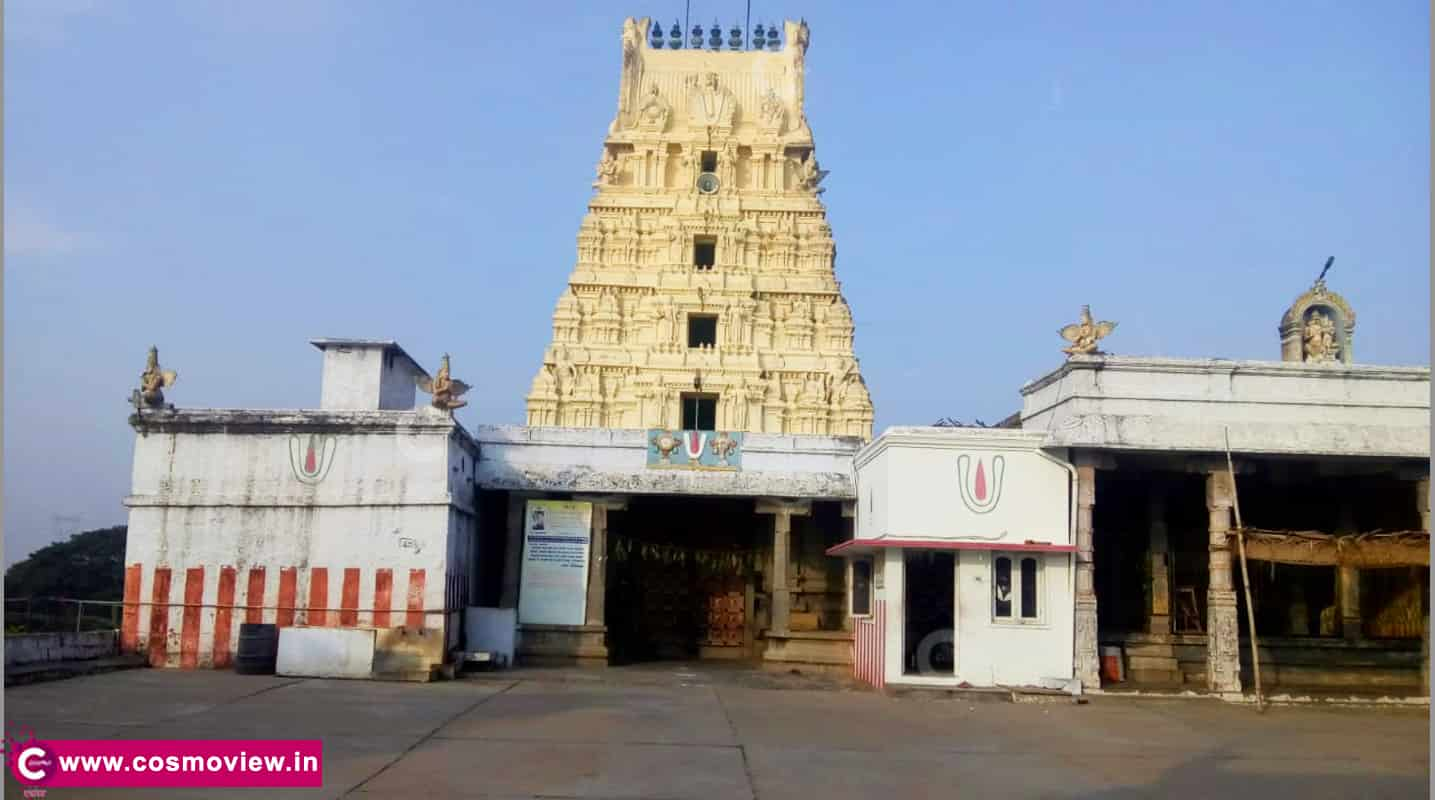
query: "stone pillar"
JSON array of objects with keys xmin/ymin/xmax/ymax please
[
  {"xmin": 1205, "ymin": 471, "xmax": 1242, "ymax": 695},
  {"xmin": 1074, "ymin": 462, "xmax": 1100, "ymax": 689},
  {"xmin": 771, "ymin": 509, "xmax": 792, "ymax": 635},
  {"xmin": 756, "ymin": 499, "xmax": 811, "ymax": 637},
  {"xmin": 1417, "ymin": 477, "xmax": 1430, "ymax": 695},
  {"xmin": 1335, "ymin": 501, "xmax": 1361, "ymax": 641},
  {"xmin": 841, "ymin": 501, "xmax": 857, "ymax": 634},
  {"xmin": 499, "ymin": 493, "xmax": 529, "ymax": 609},
  {"xmin": 585, "ymin": 504, "xmax": 608, "ymax": 627},
  {"xmin": 1148, "ymin": 488, "xmax": 1172, "ymax": 636},
  {"xmin": 1417, "ymin": 477, "xmax": 1431, "ymax": 531},
  {"xmin": 1337, "ymin": 566, "xmax": 1362, "ymax": 641},
  {"xmin": 1417, "ymin": 473, "xmax": 1429, "ymax": 531}
]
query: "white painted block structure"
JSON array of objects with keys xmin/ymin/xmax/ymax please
[
  {"xmin": 277, "ymin": 627, "xmax": 377, "ymax": 679},
  {"xmin": 121, "ymin": 341, "xmax": 480, "ymax": 672},
  {"xmin": 830, "ymin": 427, "xmax": 1077, "ymax": 689}
]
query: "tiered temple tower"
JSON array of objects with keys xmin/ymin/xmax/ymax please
[{"xmin": 525, "ymin": 17, "xmax": 874, "ymax": 439}]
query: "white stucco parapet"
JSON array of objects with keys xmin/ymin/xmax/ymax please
[
  {"xmin": 1019, "ymin": 355, "xmax": 1431, "ymax": 458},
  {"xmin": 856, "ymin": 426, "xmax": 1053, "ymax": 464},
  {"xmin": 124, "ymin": 407, "xmax": 479, "ymax": 511},
  {"xmin": 473, "ymin": 424, "xmax": 861, "ymax": 499}
]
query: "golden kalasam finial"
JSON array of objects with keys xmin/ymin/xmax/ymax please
[
  {"xmin": 132, "ymin": 345, "xmax": 178, "ymax": 409},
  {"xmin": 416, "ymin": 353, "xmax": 471, "ymax": 412},
  {"xmin": 1058, "ymin": 305, "xmax": 1118, "ymax": 357}
]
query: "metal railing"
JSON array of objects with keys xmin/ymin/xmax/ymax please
[{"xmin": 4, "ymin": 597, "xmax": 123, "ymax": 635}]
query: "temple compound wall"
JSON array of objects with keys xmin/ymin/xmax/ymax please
[{"xmin": 122, "ymin": 340, "xmax": 479, "ymax": 679}]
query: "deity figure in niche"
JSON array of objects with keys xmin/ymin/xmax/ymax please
[{"xmin": 1303, "ymin": 310, "xmax": 1340, "ymax": 363}]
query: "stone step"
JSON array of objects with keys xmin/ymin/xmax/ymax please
[
  {"xmin": 1128, "ymin": 668, "xmax": 1182, "ymax": 684},
  {"xmin": 1127, "ymin": 655, "xmax": 1179, "ymax": 671},
  {"xmin": 1123, "ymin": 642, "xmax": 1178, "ymax": 658}
]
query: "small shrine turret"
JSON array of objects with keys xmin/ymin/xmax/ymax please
[{"xmin": 1280, "ymin": 258, "xmax": 1355, "ymax": 365}]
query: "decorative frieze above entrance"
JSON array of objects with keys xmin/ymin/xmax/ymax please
[{"xmin": 647, "ymin": 429, "xmax": 744, "ymax": 470}]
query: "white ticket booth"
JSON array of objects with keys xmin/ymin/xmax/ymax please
[{"xmin": 828, "ymin": 427, "xmax": 1077, "ymax": 689}]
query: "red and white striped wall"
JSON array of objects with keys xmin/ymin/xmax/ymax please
[
  {"xmin": 122, "ymin": 563, "xmax": 469, "ymax": 669},
  {"xmin": 852, "ymin": 598, "xmax": 887, "ymax": 689}
]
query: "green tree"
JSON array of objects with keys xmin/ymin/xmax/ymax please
[{"xmin": 5, "ymin": 526, "xmax": 127, "ymax": 601}]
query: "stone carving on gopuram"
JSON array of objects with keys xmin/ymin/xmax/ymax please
[
  {"xmin": 1279, "ymin": 259, "xmax": 1355, "ymax": 365},
  {"xmin": 525, "ymin": 18, "xmax": 874, "ymax": 439}
]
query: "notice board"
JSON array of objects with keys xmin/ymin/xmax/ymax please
[{"xmin": 517, "ymin": 500, "xmax": 593, "ymax": 626}]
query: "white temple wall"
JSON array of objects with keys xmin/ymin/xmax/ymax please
[{"xmin": 122, "ymin": 410, "xmax": 478, "ymax": 670}]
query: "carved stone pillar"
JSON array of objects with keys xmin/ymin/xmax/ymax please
[
  {"xmin": 1205, "ymin": 471, "xmax": 1242, "ymax": 695},
  {"xmin": 499, "ymin": 493, "xmax": 530, "ymax": 609},
  {"xmin": 1148, "ymin": 488, "xmax": 1171, "ymax": 636},
  {"xmin": 841, "ymin": 501, "xmax": 857, "ymax": 633},
  {"xmin": 585, "ymin": 504, "xmax": 609, "ymax": 628},
  {"xmin": 758, "ymin": 499, "xmax": 810, "ymax": 636},
  {"xmin": 772, "ymin": 511, "xmax": 792, "ymax": 635},
  {"xmin": 1417, "ymin": 476, "xmax": 1431, "ymax": 531},
  {"xmin": 1336, "ymin": 501, "xmax": 1361, "ymax": 641},
  {"xmin": 1074, "ymin": 461, "xmax": 1100, "ymax": 689},
  {"xmin": 1423, "ymin": 615, "xmax": 1431, "ymax": 698},
  {"xmin": 1417, "ymin": 477, "xmax": 1430, "ymax": 695}
]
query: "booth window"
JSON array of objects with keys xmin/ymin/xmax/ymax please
[
  {"xmin": 851, "ymin": 558, "xmax": 873, "ymax": 617},
  {"xmin": 993, "ymin": 553, "xmax": 1042, "ymax": 623}
]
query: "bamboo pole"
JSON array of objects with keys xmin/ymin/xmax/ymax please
[{"xmin": 1225, "ymin": 428, "xmax": 1264, "ymax": 711}]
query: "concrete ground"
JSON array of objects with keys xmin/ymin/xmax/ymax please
[{"xmin": 4, "ymin": 663, "xmax": 1429, "ymax": 799}]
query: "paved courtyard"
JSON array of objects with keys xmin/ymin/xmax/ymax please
[{"xmin": 4, "ymin": 665, "xmax": 1429, "ymax": 799}]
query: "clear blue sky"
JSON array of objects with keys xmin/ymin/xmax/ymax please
[{"xmin": 5, "ymin": 1, "xmax": 1429, "ymax": 566}]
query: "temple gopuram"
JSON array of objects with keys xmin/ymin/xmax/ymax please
[{"xmin": 524, "ymin": 18, "xmax": 874, "ymax": 440}]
